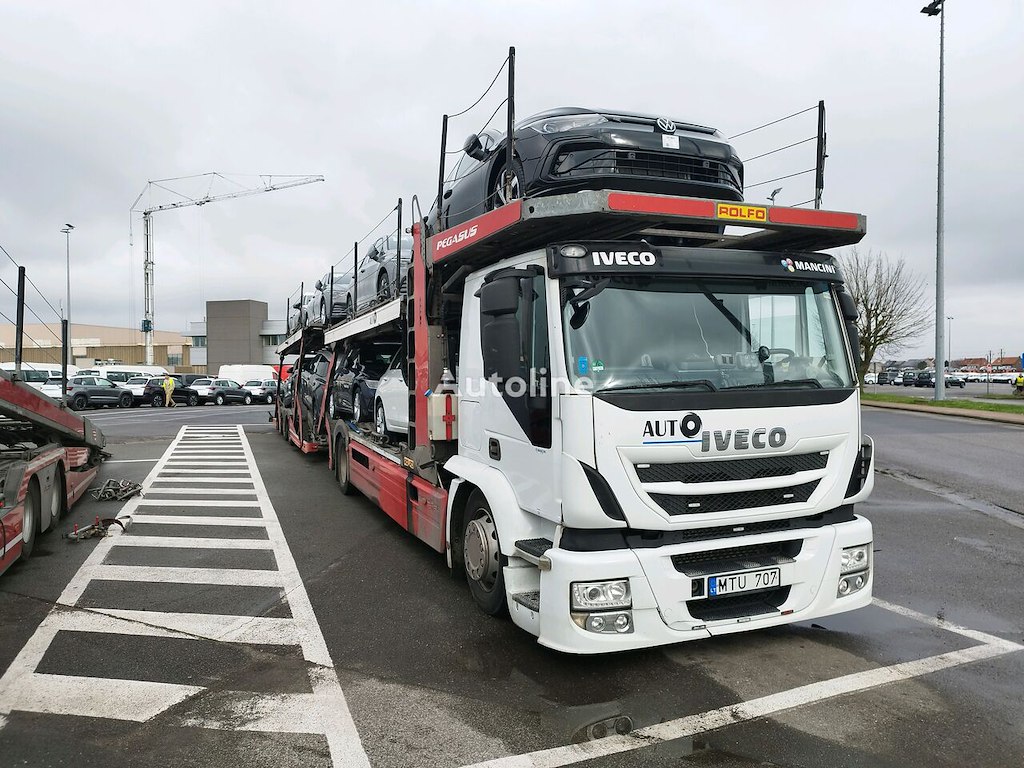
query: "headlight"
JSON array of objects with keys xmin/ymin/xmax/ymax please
[
  {"xmin": 840, "ymin": 544, "xmax": 870, "ymax": 574},
  {"xmin": 570, "ymin": 579, "xmax": 631, "ymax": 611},
  {"xmin": 527, "ymin": 114, "xmax": 608, "ymax": 134}
]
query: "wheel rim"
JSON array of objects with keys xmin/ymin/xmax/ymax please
[
  {"xmin": 153, "ymin": 394, "xmax": 164, "ymax": 407},
  {"xmin": 464, "ymin": 511, "xmax": 499, "ymax": 591},
  {"xmin": 23, "ymin": 487, "xmax": 37, "ymax": 548},
  {"xmin": 50, "ymin": 475, "xmax": 62, "ymax": 522},
  {"xmin": 73, "ymin": 395, "xmax": 86, "ymax": 409},
  {"xmin": 353, "ymin": 394, "xmax": 362, "ymax": 423},
  {"xmin": 336, "ymin": 440, "xmax": 348, "ymax": 486},
  {"xmin": 216, "ymin": 395, "xmax": 224, "ymax": 405},
  {"xmin": 493, "ymin": 168, "xmax": 521, "ymax": 207},
  {"xmin": 375, "ymin": 403, "xmax": 386, "ymax": 435},
  {"xmin": 378, "ymin": 273, "xmax": 390, "ymax": 300},
  {"xmin": 266, "ymin": 394, "xmax": 274, "ymax": 404},
  {"xmin": 244, "ymin": 395, "xmax": 251, "ymax": 405}
]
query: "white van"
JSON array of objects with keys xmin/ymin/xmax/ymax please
[
  {"xmin": 0, "ymin": 362, "xmax": 80, "ymax": 390},
  {"xmin": 76, "ymin": 364, "xmax": 169, "ymax": 385},
  {"xmin": 218, "ymin": 364, "xmax": 277, "ymax": 383}
]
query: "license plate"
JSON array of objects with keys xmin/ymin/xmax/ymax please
[{"xmin": 708, "ymin": 567, "xmax": 780, "ymax": 597}]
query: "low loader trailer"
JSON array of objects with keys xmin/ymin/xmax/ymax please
[{"xmin": 277, "ymin": 190, "xmax": 874, "ymax": 653}]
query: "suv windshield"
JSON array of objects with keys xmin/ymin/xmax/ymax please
[{"xmin": 562, "ymin": 276, "xmax": 854, "ymax": 392}]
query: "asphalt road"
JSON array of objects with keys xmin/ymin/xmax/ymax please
[{"xmin": 0, "ymin": 406, "xmax": 1022, "ymax": 767}]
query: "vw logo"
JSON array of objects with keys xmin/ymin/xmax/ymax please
[{"xmin": 656, "ymin": 117, "xmax": 676, "ymax": 133}]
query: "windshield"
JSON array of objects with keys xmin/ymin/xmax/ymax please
[
  {"xmin": 562, "ymin": 276, "xmax": 854, "ymax": 392},
  {"xmin": 193, "ymin": 379, "xmax": 212, "ymax": 386},
  {"xmin": 244, "ymin": 379, "xmax": 261, "ymax": 386}
]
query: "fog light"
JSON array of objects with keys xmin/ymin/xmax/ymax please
[
  {"xmin": 838, "ymin": 578, "xmax": 851, "ymax": 596},
  {"xmin": 837, "ymin": 571, "xmax": 869, "ymax": 598},
  {"xmin": 571, "ymin": 610, "xmax": 635, "ymax": 634}
]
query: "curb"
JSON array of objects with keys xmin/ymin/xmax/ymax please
[{"xmin": 862, "ymin": 399, "xmax": 1024, "ymax": 426}]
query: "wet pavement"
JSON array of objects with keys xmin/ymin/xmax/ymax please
[{"xmin": 0, "ymin": 408, "xmax": 1022, "ymax": 766}]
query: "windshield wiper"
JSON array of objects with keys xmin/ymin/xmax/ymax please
[
  {"xmin": 599, "ymin": 379, "xmax": 718, "ymax": 393},
  {"xmin": 726, "ymin": 378, "xmax": 824, "ymax": 390}
]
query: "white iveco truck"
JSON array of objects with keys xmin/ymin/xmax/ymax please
[{"xmin": 279, "ymin": 191, "xmax": 874, "ymax": 654}]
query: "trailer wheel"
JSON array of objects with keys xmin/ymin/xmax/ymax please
[
  {"xmin": 21, "ymin": 479, "xmax": 41, "ymax": 559},
  {"xmin": 50, "ymin": 467, "xmax": 67, "ymax": 525},
  {"xmin": 335, "ymin": 435, "xmax": 355, "ymax": 496},
  {"xmin": 462, "ymin": 490, "xmax": 507, "ymax": 616}
]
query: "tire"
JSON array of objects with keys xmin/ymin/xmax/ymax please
[
  {"xmin": 243, "ymin": 394, "xmax": 253, "ymax": 405},
  {"xmin": 374, "ymin": 400, "xmax": 387, "ymax": 436},
  {"xmin": 21, "ymin": 479, "xmax": 41, "ymax": 559},
  {"xmin": 328, "ymin": 393, "xmax": 337, "ymax": 420},
  {"xmin": 345, "ymin": 295, "xmax": 353, "ymax": 319},
  {"xmin": 119, "ymin": 393, "xmax": 133, "ymax": 408},
  {"xmin": 151, "ymin": 392, "xmax": 165, "ymax": 407},
  {"xmin": 462, "ymin": 490, "xmax": 507, "ymax": 616},
  {"xmin": 71, "ymin": 394, "xmax": 87, "ymax": 411},
  {"xmin": 352, "ymin": 387, "xmax": 364, "ymax": 424},
  {"xmin": 187, "ymin": 393, "xmax": 200, "ymax": 407},
  {"xmin": 265, "ymin": 393, "xmax": 274, "ymax": 405},
  {"xmin": 377, "ymin": 271, "xmax": 391, "ymax": 302},
  {"xmin": 488, "ymin": 158, "xmax": 524, "ymax": 210},
  {"xmin": 214, "ymin": 393, "xmax": 226, "ymax": 406},
  {"xmin": 320, "ymin": 299, "xmax": 327, "ymax": 324},
  {"xmin": 335, "ymin": 434, "xmax": 355, "ymax": 496},
  {"xmin": 50, "ymin": 468, "xmax": 67, "ymax": 525}
]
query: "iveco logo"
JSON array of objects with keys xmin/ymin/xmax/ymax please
[{"xmin": 656, "ymin": 117, "xmax": 676, "ymax": 133}]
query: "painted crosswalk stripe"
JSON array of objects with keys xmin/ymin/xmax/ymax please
[{"xmin": 0, "ymin": 424, "xmax": 370, "ymax": 767}]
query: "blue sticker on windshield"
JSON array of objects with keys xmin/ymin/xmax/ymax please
[{"xmin": 577, "ymin": 356, "xmax": 589, "ymax": 376}]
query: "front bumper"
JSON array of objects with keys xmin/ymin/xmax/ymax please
[{"xmin": 533, "ymin": 515, "xmax": 872, "ymax": 654}]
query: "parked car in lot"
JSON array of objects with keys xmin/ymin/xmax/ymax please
[
  {"xmin": 329, "ymin": 342, "xmax": 398, "ymax": 423},
  {"xmin": 345, "ymin": 234, "xmax": 414, "ymax": 314},
  {"xmin": 902, "ymin": 371, "xmax": 919, "ymax": 387},
  {"xmin": 916, "ymin": 371, "xmax": 965, "ymax": 389},
  {"xmin": 243, "ymin": 378, "xmax": 281, "ymax": 404},
  {"xmin": 172, "ymin": 373, "xmax": 206, "ymax": 386},
  {"xmin": 428, "ymin": 106, "xmax": 744, "ymax": 232},
  {"xmin": 190, "ymin": 378, "xmax": 253, "ymax": 405},
  {"xmin": 864, "ymin": 372, "xmax": 877, "ymax": 384},
  {"xmin": 374, "ymin": 347, "xmax": 409, "ymax": 436},
  {"xmin": 48, "ymin": 375, "xmax": 133, "ymax": 410},
  {"xmin": 125, "ymin": 376, "xmax": 200, "ymax": 407}
]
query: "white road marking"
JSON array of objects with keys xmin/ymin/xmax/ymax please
[
  {"xmin": 458, "ymin": 605, "xmax": 1024, "ymax": 768},
  {"xmin": 150, "ymin": 478, "xmax": 256, "ymax": 484},
  {"xmin": 0, "ymin": 424, "xmax": 371, "ymax": 768},
  {"xmin": 106, "ymin": 459, "xmax": 160, "ymax": 464},
  {"xmin": 157, "ymin": 469, "xmax": 253, "ymax": 474}
]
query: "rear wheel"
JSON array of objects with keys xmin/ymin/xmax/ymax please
[
  {"xmin": 335, "ymin": 434, "xmax": 355, "ymax": 495},
  {"xmin": 489, "ymin": 159, "xmax": 524, "ymax": 210},
  {"xmin": 462, "ymin": 490, "xmax": 507, "ymax": 615},
  {"xmin": 352, "ymin": 387, "xmax": 364, "ymax": 424},
  {"xmin": 345, "ymin": 295, "xmax": 353, "ymax": 319},
  {"xmin": 21, "ymin": 479, "xmax": 41, "ymax": 559},
  {"xmin": 187, "ymin": 393, "xmax": 199, "ymax": 407},
  {"xmin": 151, "ymin": 392, "xmax": 165, "ymax": 407},
  {"xmin": 50, "ymin": 468, "xmax": 66, "ymax": 525},
  {"xmin": 374, "ymin": 400, "xmax": 387, "ymax": 436},
  {"xmin": 214, "ymin": 393, "xmax": 226, "ymax": 406},
  {"xmin": 377, "ymin": 271, "xmax": 391, "ymax": 302},
  {"xmin": 243, "ymin": 394, "xmax": 253, "ymax": 405}
]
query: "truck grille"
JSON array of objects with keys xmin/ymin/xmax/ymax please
[
  {"xmin": 636, "ymin": 452, "xmax": 828, "ymax": 484},
  {"xmin": 671, "ymin": 540, "xmax": 802, "ymax": 577},
  {"xmin": 650, "ymin": 480, "xmax": 819, "ymax": 515},
  {"xmin": 687, "ymin": 586, "xmax": 791, "ymax": 622}
]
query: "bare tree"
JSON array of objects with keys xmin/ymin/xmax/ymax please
[{"xmin": 837, "ymin": 248, "xmax": 932, "ymax": 383}]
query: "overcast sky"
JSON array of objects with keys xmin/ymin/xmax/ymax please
[{"xmin": 1, "ymin": 1, "xmax": 1021, "ymax": 362}]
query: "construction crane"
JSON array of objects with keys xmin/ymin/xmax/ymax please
[{"xmin": 130, "ymin": 172, "xmax": 324, "ymax": 365}]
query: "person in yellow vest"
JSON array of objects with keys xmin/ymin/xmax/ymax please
[
  {"xmin": 1014, "ymin": 372, "xmax": 1024, "ymax": 395},
  {"xmin": 161, "ymin": 375, "xmax": 176, "ymax": 407}
]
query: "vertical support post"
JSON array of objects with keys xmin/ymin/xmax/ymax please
[
  {"xmin": 143, "ymin": 211, "xmax": 155, "ymax": 365},
  {"xmin": 934, "ymin": 6, "xmax": 946, "ymax": 400},
  {"xmin": 353, "ymin": 241, "xmax": 359, "ymax": 315},
  {"xmin": 329, "ymin": 266, "xmax": 335, "ymax": 324},
  {"xmin": 437, "ymin": 115, "xmax": 448, "ymax": 231},
  {"xmin": 62, "ymin": 319, "xmax": 69, "ymax": 399},
  {"xmin": 814, "ymin": 100, "xmax": 826, "ymax": 210},
  {"xmin": 396, "ymin": 197, "xmax": 403, "ymax": 287},
  {"xmin": 504, "ymin": 46, "xmax": 516, "ymax": 201},
  {"xmin": 14, "ymin": 266, "xmax": 26, "ymax": 379}
]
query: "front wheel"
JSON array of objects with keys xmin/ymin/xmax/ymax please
[
  {"xmin": 377, "ymin": 271, "xmax": 391, "ymax": 302},
  {"xmin": 151, "ymin": 393, "xmax": 165, "ymax": 407},
  {"xmin": 374, "ymin": 400, "xmax": 387, "ymax": 436},
  {"xmin": 71, "ymin": 394, "xmax": 87, "ymax": 411},
  {"xmin": 462, "ymin": 490, "xmax": 507, "ymax": 616},
  {"xmin": 489, "ymin": 159, "xmax": 524, "ymax": 210},
  {"xmin": 265, "ymin": 393, "xmax": 274, "ymax": 404},
  {"xmin": 352, "ymin": 387, "xmax": 364, "ymax": 424},
  {"xmin": 187, "ymin": 393, "xmax": 200, "ymax": 407},
  {"xmin": 119, "ymin": 393, "xmax": 133, "ymax": 408}
]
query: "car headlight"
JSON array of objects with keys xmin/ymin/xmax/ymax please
[
  {"xmin": 840, "ymin": 544, "xmax": 870, "ymax": 574},
  {"xmin": 527, "ymin": 114, "xmax": 608, "ymax": 134},
  {"xmin": 570, "ymin": 579, "xmax": 631, "ymax": 611}
]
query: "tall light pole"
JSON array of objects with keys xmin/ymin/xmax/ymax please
[
  {"xmin": 60, "ymin": 224, "xmax": 74, "ymax": 399},
  {"xmin": 922, "ymin": 0, "xmax": 945, "ymax": 399}
]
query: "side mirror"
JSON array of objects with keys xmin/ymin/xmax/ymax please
[
  {"xmin": 463, "ymin": 133, "xmax": 487, "ymax": 161},
  {"xmin": 838, "ymin": 290, "xmax": 858, "ymax": 321},
  {"xmin": 479, "ymin": 277, "xmax": 525, "ymax": 385},
  {"xmin": 315, "ymin": 280, "xmax": 323, "ymax": 291}
]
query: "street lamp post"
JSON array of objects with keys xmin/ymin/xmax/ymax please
[
  {"xmin": 60, "ymin": 224, "xmax": 74, "ymax": 398},
  {"xmin": 922, "ymin": 0, "xmax": 945, "ymax": 400}
]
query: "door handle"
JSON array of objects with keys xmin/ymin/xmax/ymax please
[{"xmin": 488, "ymin": 438, "xmax": 501, "ymax": 461}]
